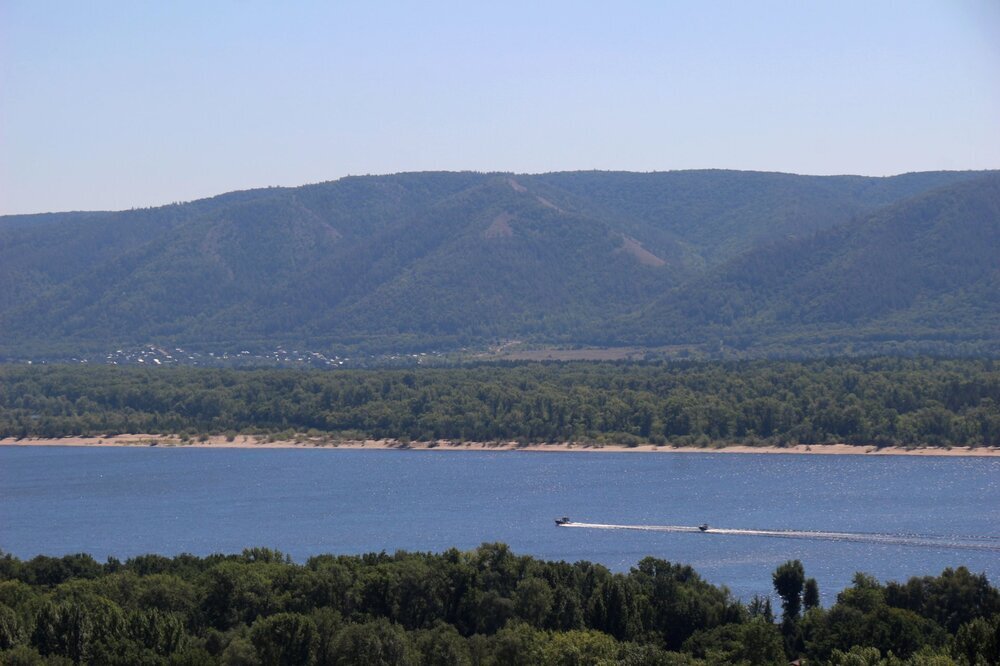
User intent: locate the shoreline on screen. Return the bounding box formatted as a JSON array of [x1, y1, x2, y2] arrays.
[[1, 435, 998, 457]]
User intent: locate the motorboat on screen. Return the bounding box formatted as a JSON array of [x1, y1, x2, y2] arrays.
[[698, 523, 710, 532], [555, 516, 571, 526]]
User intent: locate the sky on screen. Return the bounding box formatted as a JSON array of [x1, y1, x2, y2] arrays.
[[1, 1, 999, 214]]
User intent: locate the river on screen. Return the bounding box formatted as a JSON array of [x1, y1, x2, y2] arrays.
[[2, 446, 997, 602]]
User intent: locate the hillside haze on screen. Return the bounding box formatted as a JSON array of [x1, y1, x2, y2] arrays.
[[1, 170, 997, 359]]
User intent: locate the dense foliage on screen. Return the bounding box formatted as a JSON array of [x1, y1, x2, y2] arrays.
[[0, 546, 996, 665], [1, 169, 996, 359], [1, 358, 998, 447]]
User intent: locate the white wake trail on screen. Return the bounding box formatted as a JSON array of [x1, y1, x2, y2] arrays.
[[560, 522, 1000, 552]]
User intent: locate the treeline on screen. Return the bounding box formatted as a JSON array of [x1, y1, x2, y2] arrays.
[[1, 358, 998, 446], [0, 546, 997, 665]]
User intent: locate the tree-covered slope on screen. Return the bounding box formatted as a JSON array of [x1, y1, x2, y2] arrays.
[[631, 174, 1000, 351], [533, 169, 986, 267], [0, 169, 995, 357], [314, 176, 683, 345]]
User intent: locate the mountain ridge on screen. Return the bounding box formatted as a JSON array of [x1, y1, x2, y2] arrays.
[[1, 169, 997, 359]]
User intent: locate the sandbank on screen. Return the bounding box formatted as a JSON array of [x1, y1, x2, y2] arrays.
[[0, 435, 998, 457]]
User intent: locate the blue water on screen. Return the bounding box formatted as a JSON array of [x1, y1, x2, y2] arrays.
[[1, 446, 998, 602]]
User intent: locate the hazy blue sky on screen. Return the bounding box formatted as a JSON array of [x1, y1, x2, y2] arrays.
[[2, 1, 998, 214]]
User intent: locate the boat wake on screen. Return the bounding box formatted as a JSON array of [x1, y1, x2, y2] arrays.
[[560, 522, 1000, 552]]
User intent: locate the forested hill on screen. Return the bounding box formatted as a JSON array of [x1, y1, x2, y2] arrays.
[[0, 169, 996, 359], [626, 174, 1000, 352]]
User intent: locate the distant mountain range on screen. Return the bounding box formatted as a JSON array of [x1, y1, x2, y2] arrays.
[[1, 169, 997, 360]]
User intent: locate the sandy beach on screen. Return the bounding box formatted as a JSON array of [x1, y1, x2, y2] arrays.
[[1, 434, 998, 457]]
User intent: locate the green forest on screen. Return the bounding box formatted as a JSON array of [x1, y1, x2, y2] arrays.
[[1, 358, 997, 447], [0, 545, 997, 665]]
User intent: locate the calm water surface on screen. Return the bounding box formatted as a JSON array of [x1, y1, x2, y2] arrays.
[[2, 446, 998, 602]]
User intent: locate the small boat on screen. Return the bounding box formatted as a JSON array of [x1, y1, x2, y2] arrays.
[[698, 523, 710, 532], [555, 516, 571, 526]]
